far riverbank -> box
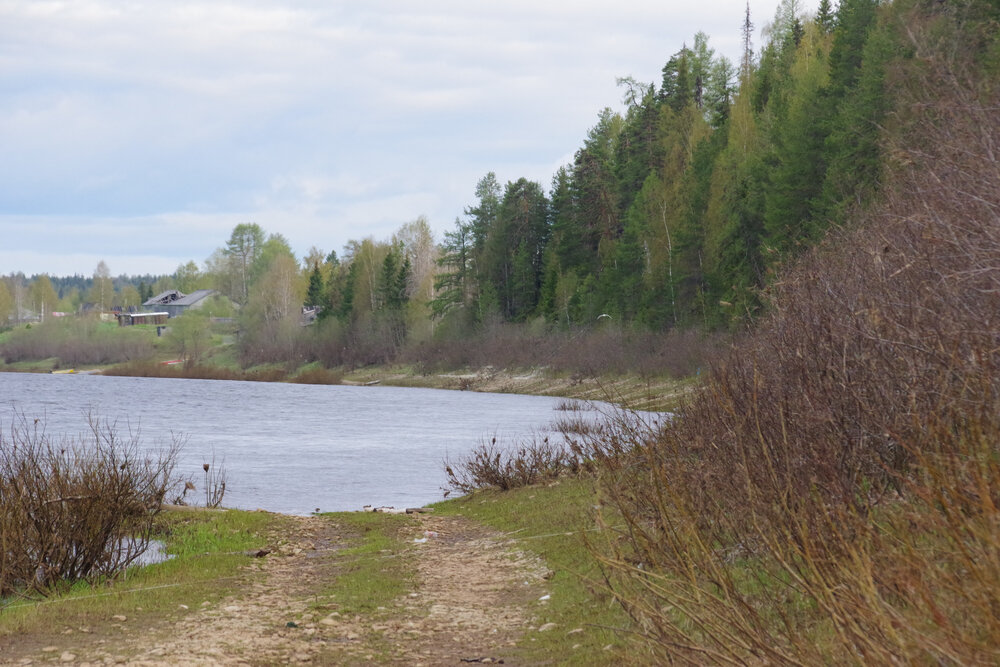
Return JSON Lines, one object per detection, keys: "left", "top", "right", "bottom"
{"left": 2, "top": 357, "right": 694, "bottom": 412}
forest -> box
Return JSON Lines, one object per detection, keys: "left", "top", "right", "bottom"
{"left": 0, "top": 0, "right": 993, "bottom": 374}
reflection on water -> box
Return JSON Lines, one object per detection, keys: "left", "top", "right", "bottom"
{"left": 131, "top": 540, "right": 173, "bottom": 567}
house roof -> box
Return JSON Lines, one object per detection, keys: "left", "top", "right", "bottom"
{"left": 171, "top": 289, "right": 216, "bottom": 306}
{"left": 142, "top": 289, "right": 218, "bottom": 308}
{"left": 143, "top": 290, "right": 185, "bottom": 306}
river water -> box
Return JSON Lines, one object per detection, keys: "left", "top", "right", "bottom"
{"left": 0, "top": 372, "right": 585, "bottom": 515}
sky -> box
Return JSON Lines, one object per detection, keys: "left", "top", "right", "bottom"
{"left": 0, "top": 0, "right": 818, "bottom": 278}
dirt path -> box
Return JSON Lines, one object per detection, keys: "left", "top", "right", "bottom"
{"left": 5, "top": 514, "right": 548, "bottom": 666}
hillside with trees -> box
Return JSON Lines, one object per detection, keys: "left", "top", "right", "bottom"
{"left": 3, "top": 0, "right": 996, "bottom": 380}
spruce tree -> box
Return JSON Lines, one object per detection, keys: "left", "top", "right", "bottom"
{"left": 305, "top": 263, "right": 324, "bottom": 309}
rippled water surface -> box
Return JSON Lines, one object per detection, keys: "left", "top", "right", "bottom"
{"left": 1, "top": 372, "right": 577, "bottom": 514}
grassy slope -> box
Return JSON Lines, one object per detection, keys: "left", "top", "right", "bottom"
{"left": 434, "top": 477, "right": 639, "bottom": 664}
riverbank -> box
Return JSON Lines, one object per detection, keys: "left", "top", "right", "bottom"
{"left": 339, "top": 364, "right": 693, "bottom": 412}
{"left": 2, "top": 357, "right": 695, "bottom": 412}
{"left": 0, "top": 478, "right": 634, "bottom": 665}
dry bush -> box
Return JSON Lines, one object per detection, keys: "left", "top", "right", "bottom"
{"left": 590, "top": 6, "right": 1000, "bottom": 663}
{"left": 444, "top": 407, "right": 660, "bottom": 493}
{"left": 0, "top": 414, "right": 180, "bottom": 599}
{"left": 105, "top": 360, "right": 297, "bottom": 384}
{"left": 201, "top": 458, "right": 226, "bottom": 509}
{"left": 406, "top": 324, "right": 723, "bottom": 379}
{"left": 1, "top": 319, "right": 153, "bottom": 367}
{"left": 104, "top": 360, "right": 243, "bottom": 381}
{"left": 290, "top": 367, "right": 343, "bottom": 385}
{"left": 443, "top": 435, "right": 572, "bottom": 493}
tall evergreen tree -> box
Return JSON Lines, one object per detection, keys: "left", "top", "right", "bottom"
{"left": 306, "top": 263, "right": 325, "bottom": 308}
{"left": 432, "top": 218, "right": 474, "bottom": 319}
{"left": 763, "top": 23, "right": 833, "bottom": 253}
{"left": 819, "top": 3, "right": 891, "bottom": 222}
{"left": 571, "top": 109, "right": 622, "bottom": 253}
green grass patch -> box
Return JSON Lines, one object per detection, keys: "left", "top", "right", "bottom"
{"left": 435, "top": 478, "right": 635, "bottom": 665}
{"left": 0, "top": 508, "right": 280, "bottom": 638}
{"left": 0, "top": 357, "right": 61, "bottom": 372}
{"left": 315, "top": 512, "right": 417, "bottom": 617}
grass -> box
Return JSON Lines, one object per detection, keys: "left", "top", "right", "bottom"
{"left": 434, "top": 477, "right": 639, "bottom": 665}
{"left": 0, "top": 508, "right": 280, "bottom": 639}
{"left": 312, "top": 512, "right": 417, "bottom": 618}
{"left": 0, "top": 356, "right": 62, "bottom": 372}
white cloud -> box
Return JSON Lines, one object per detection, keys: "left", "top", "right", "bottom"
{"left": 0, "top": 0, "right": 818, "bottom": 276}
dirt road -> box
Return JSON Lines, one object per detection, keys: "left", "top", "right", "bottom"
{"left": 3, "top": 514, "right": 549, "bottom": 666}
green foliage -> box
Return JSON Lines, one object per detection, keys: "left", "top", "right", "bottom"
{"left": 763, "top": 24, "right": 832, "bottom": 253}
{"left": 166, "top": 311, "right": 212, "bottom": 363}
{"left": 0, "top": 281, "right": 12, "bottom": 325}
{"left": 819, "top": 16, "right": 895, "bottom": 222}
{"left": 224, "top": 222, "right": 265, "bottom": 305}
{"left": 431, "top": 218, "right": 474, "bottom": 319}
{"left": 422, "top": 4, "right": 917, "bottom": 334}
{"left": 305, "top": 263, "right": 324, "bottom": 308}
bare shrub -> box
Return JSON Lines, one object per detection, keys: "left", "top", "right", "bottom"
{"left": 1, "top": 319, "right": 153, "bottom": 367}
{"left": 102, "top": 361, "right": 306, "bottom": 384}
{"left": 0, "top": 414, "right": 180, "bottom": 599}
{"left": 443, "top": 435, "right": 571, "bottom": 494}
{"left": 201, "top": 458, "right": 226, "bottom": 509}
{"left": 406, "top": 324, "right": 724, "bottom": 379}
{"left": 290, "top": 367, "right": 343, "bottom": 385}
{"left": 590, "top": 7, "right": 1000, "bottom": 663}
{"left": 104, "top": 360, "right": 243, "bottom": 381}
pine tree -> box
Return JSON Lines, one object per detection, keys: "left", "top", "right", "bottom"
{"left": 819, "top": 4, "right": 890, "bottom": 222}
{"left": 432, "top": 218, "right": 474, "bottom": 319}
{"left": 762, "top": 24, "right": 833, "bottom": 253}
{"left": 306, "top": 263, "right": 324, "bottom": 308}
{"left": 378, "top": 251, "right": 402, "bottom": 311}
{"left": 827, "top": 0, "right": 879, "bottom": 98}
{"left": 338, "top": 262, "right": 357, "bottom": 321}
{"left": 817, "top": 0, "right": 835, "bottom": 33}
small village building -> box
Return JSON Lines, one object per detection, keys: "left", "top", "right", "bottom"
{"left": 142, "top": 289, "right": 220, "bottom": 318}
{"left": 117, "top": 312, "right": 169, "bottom": 326}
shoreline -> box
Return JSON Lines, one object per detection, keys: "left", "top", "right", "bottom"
{"left": 2, "top": 361, "right": 695, "bottom": 412}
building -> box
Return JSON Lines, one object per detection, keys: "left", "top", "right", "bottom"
{"left": 142, "top": 289, "right": 220, "bottom": 318}
{"left": 117, "top": 312, "right": 169, "bottom": 326}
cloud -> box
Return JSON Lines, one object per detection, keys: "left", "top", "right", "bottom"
{"left": 0, "top": 0, "right": 818, "bottom": 276}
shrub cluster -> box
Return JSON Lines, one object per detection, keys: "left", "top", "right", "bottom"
{"left": 444, "top": 436, "right": 570, "bottom": 494}
{"left": 589, "top": 10, "right": 1000, "bottom": 663}
{"left": 103, "top": 360, "right": 289, "bottom": 383}
{"left": 1, "top": 319, "right": 153, "bottom": 367}
{"left": 405, "top": 325, "right": 721, "bottom": 379}
{"left": 443, "top": 405, "right": 662, "bottom": 494}
{"left": 0, "top": 415, "right": 179, "bottom": 599}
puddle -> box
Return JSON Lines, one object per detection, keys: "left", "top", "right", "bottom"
{"left": 120, "top": 538, "right": 175, "bottom": 567}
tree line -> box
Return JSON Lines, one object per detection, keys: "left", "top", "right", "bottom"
{"left": 432, "top": 0, "right": 893, "bottom": 332}
{"left": 5, "top": 0, "right": 914, "bottom": 369}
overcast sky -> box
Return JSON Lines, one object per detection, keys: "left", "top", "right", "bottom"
{"left": 0, "top": 0, "right": 817, "bottom": 278}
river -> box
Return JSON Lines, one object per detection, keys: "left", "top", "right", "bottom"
{"left": 0, "top": 372, "right": 587, "bottom": 514}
